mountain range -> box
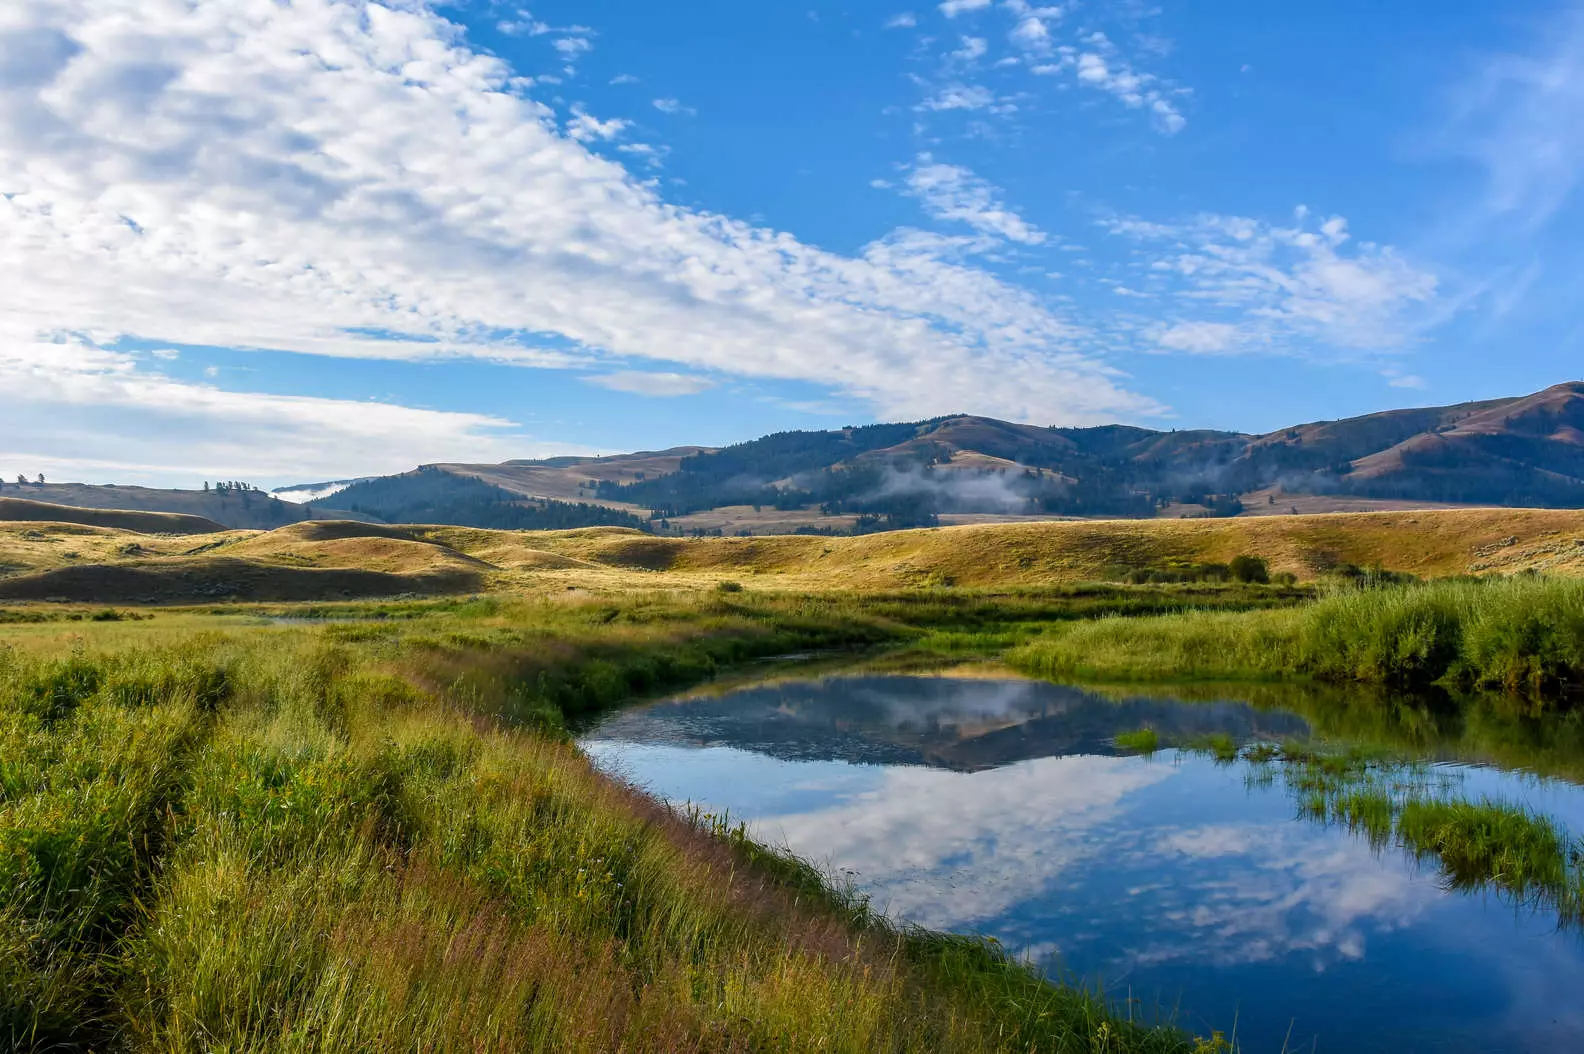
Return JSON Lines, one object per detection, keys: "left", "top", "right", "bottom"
{"left": 7, "top": 382, "right": 1582, "bottom": 535}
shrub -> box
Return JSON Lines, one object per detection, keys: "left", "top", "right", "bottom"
{"left": 1229, "top": 555, "right": 1270, "bottom": 584}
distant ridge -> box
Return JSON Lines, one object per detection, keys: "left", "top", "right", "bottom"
{"left": 417, "top": 381, "right": 1584, "bottom": 533}
{"left": 0, "top": 497, "right": 227, "bottom": 535}
{"left": 0, "top": 482, "right": 378, "bottom": 531}
{"left": 16, "top": 382, "right": 1584, "bottom": 536}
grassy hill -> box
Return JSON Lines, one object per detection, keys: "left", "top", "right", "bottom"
{"left": 329, "top": 468, "right": 650, "bottom": 531}
{"left": 26, "top": 383, "right": 1583, "bottom": 537}
{"left": 0, "top": 497, "right": 226, "bottom": 535}
{"left": 519, "top": 508, "right": 1584, "bottom": 588}
{"left": 0, "top": 482, "right": 374, "bottom": 530}
{"left": 399, "top": 382, "right": 1584, "bottom": 534}
{"left": 1, "top": 506, "right": 1580, "bottom": 604}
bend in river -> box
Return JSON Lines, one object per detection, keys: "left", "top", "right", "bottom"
{"left": 581, "top": 673, "right": 1584, "bottom": 1054}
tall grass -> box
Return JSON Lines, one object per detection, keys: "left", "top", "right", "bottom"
{"left": 0, "top": 594, "right": 1212, "bottom": 1053}
{"left": 0, "top": 645, "right": 226, "bottom": 1048}
{"left": 1010, "top": 576, "right": 1584, "bottom": 702}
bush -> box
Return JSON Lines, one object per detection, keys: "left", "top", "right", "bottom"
{"left": 1229, "top": 555, "right": 1270, "bottom": 584}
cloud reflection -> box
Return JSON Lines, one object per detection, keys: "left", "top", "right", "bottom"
{"left": 758, "top": 753, "right": 1173, "bottom": 929}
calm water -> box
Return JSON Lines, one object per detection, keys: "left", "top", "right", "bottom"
{"left": 580, "top": 674, "right": 1584, "bottom": 1053}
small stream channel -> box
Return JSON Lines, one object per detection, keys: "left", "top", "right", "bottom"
{"left": 580, "top": 671, "right": 1584, "bottom": 1053}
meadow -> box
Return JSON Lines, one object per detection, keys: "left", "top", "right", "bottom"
{"left": 4, "top": 507, "right": 1584, "bottom": 1051}
{"left": 1, "top": 589, "right": 1249, "bottom": 1054}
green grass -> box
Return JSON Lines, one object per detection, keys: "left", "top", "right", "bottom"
{"left": 6, "top": 572, "right": 1578, "bottom": 1050}
{"left": 0, "top": 591, "right": 1217, "bottom": 1053}
{"left": 1009, "top": 576, "right": 1584, "bottom": 702}
{"left": 1114, "top": 728, "right": 1160, "bottom": 754}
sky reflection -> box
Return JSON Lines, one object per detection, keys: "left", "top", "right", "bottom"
{"left": 582, "top": 675, "right": 1584, "bottom": 1052}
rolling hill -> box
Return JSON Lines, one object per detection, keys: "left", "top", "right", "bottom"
{"left": 0, "top": 508, "right": 1581, "bottom": 604}
{"left": 0, "top": 497, "right": 227, "bottom": 535}
{"left": 0, "top": 482, "right": 375, "bottom": 530}
{"left": 25, "top": 382, "right": 1584, "bottom": 537}
{"left": 408, "top": 382, "right": 1584, "bottom": 533}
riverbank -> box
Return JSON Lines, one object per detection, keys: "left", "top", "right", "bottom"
{"left": 1008, "top": 576, "right": 1584, "bottom": 700}
{"left": 8, "top": 569, "right": 1583, "bottom": 1050}
{"left": 2, "top": 592, "right": 1231, "bottom": 1053}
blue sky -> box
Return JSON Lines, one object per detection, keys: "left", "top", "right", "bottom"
{"left": 1, "top": 0, "right": 1581, "bottom": 486}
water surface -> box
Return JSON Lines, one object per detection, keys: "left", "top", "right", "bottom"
{"left": 582, "top": 674, "right": 1584, "bottom": 1053}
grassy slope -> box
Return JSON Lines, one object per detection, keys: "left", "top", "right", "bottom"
{"left": 461, "top": 509, "right": 1584, "bottom": 587}
{"left": 0, "top": 498, "right": 226, "bottom": 535}
{"left": 0, "top": 597, "right": 1213, "bottom": 1054}
{"left": 4, "top": 483, "right": 377, "bottom": 531}
{"left": 2, "top": 507, "right": 1582, "bottom": 604}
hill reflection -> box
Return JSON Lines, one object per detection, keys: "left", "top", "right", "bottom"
{"left": 589, "top": 675, "right": 1311, "bottom": 771}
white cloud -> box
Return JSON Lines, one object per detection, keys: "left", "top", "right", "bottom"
{"left": 885, "top": 12, "right": 918, "bottom": 29}
{"left": 1104, "top": 212, "right": 1440, "bottom": 357}
{"left": 938, "top": 0, "right": 992, "bottom": 16}
{"left": 552, "top": 36, "right": 592, "bottom": 61}
{"left": 0, "top": 0, "right": 1159, "bottom": 472}
{"left": 1007, "top": 5, "right": 1062, "bottom": 55}
{"left": 1010, "top": 17, "right": 1050, "bottom": 50}
{"left": 0, "top": 340, "right": 550, "bottom": 484}
{"left": 608, "top": 73, "right": 638, "bottom": 85}
{"left": 1074, "top": 37, "right": 1186, "bottom": 134}
{"left": 651, "top": 96, "right": 690, "bottom": 114}
{"left": 582, "top": 370, "right": 714, "bottom": 396}
{"left": 616, "top": 141, "right": 669, "bottom": 167}
{"left": 566, "top": 106, "right": 627, "bottom": 142}
{"left": 496, "top": 6, "right": 593, "bottom": 63}
{"left": 952, "top": 36, "right": 988, "bottom": 62}
{"left": 916, "top": 82, "right": 997, "bottom": 110}
{"left": 1153, "top": 320, "right": 1239, "bottom": 354}
{"left": 1443, "top": 10, "right": 1584, "bottom": 231}
{"left": 904, "top": 154, "right": 1046, "bottom": 244}
{"left": 496, "top": 13, "right": 550, "bottom": 37}
{"left": 909, "top": 4, "right": 1182, "bottom": 135}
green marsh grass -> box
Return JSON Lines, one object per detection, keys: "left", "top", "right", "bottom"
{"left": 0, "top": 591, "right": 1219, "bottom": 1053}
{"left": 1010, "top": 576, "right": 1584, "bottom": 702}
{"left": 1163, "top": 734, "right": 1584, "bottom": 930}
{"left": 1113, "top": 728, "right": 1160, "bottom": 754}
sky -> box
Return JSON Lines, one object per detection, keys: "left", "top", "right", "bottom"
{"left": 2, "top": 0, "right": 1582, "bottom": 488}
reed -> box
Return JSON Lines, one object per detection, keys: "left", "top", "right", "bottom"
{"left": 1010, "top": 576, "right": 1584, "bottom": 702}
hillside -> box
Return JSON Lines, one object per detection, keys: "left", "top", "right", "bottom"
{"left": 393, "top": 383, "right": 1582, "bottom": 534}
{"left": 28, "top": 383, "right": 1584, "bottom": 537}
{"left": 330, "top": 468, "right": 652, "bottom": 531}
{"left": 433, "top": 447, "right": 705, "bottom": 511}
{"left": 0, "top": 497, "right": 227, "bottom": 534}
{"left": 1, "top": 507, "right": 1580, "bottom": 603}
{"left": 0, "top": 481, "right": 374, "bottom": 530}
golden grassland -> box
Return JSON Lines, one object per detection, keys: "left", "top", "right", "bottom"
{"left": 0, "top": 498, "right": 226, "bottom": 536}
{"left": 3, "top": 502, "right": 1584, "bottom": 1050}
{"left": 0, "top": 506, "right": 1581, "bottom": 605}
